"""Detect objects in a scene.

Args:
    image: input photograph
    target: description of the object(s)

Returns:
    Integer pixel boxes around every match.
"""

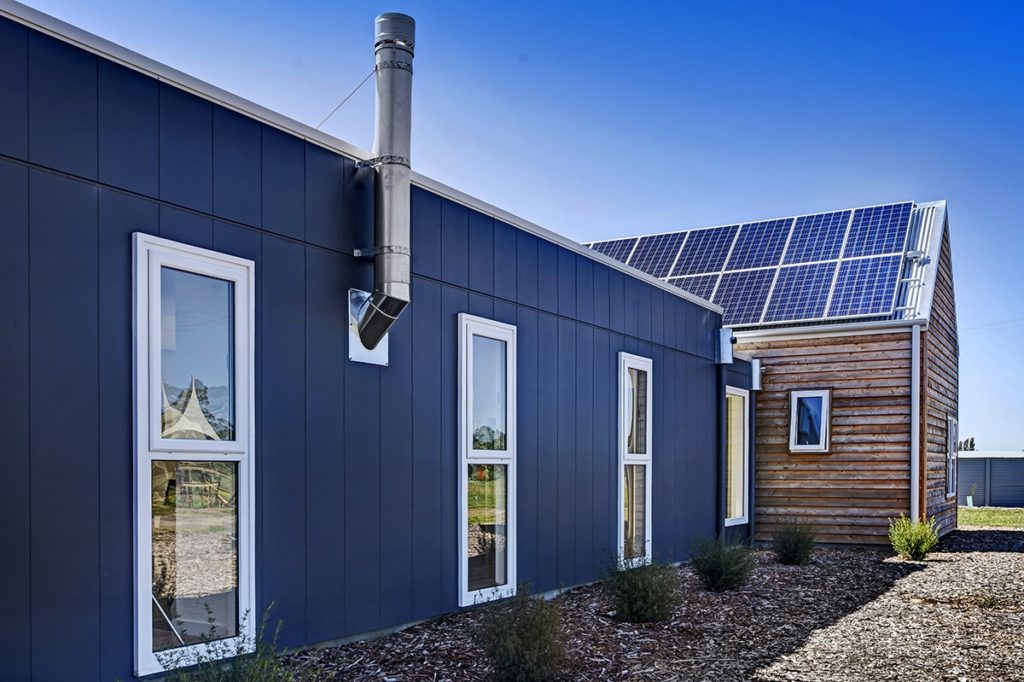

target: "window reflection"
[467,464,508,591]
[626,368,648,454]
[623,464,647,559]
[472,336,507,450]
[161,267,235,441]
[152,461,238,652]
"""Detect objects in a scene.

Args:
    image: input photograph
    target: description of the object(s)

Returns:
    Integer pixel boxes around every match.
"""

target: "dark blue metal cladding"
[629,232,686,278]
[842,202,913,258]
[784,210,851,264]
[827,255,902,318]
[713,269,776,325]
[671,225,739,276]
[725,218,793,271]
[763,262,838,323]
[0,16,725,680]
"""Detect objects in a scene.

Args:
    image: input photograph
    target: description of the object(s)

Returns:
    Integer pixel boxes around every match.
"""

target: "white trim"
[724,387,750,527]
[458,314,517,607]
[946,415,959,499]
[734,318,924,343]
[789,389,831,453]
[133,234,256,676]
[910,324,921,519]
[0,1,723,316]
[617,352,653,566]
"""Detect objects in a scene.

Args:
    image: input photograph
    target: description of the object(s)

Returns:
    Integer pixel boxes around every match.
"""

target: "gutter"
[911,324,921,519]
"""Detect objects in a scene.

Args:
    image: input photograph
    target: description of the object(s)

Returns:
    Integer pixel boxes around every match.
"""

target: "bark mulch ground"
[284,528,1024,681]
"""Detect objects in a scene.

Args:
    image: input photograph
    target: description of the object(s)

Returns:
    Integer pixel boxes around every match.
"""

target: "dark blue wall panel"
[159,84,212,211]
[3,21,725,680]
[410,277,443,619]
[28,32,97,179]
[0,160,30,682]
[213,108,261,226]
[305,144,348,252]
[262,126,305,240]
[0,18,29,160]
[260,235,307,647]
[29,171,99,680]
[468,210,494,295]
[304,247,348,642]
[99,61,158,197]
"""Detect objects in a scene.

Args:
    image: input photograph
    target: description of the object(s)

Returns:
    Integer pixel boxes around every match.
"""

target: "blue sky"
[28,1,1023,449]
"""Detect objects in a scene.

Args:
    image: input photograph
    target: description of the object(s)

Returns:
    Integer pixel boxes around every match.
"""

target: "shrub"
[773,522,817,565]
[474,588,565,682]
[156,605,294,681]
[690,536,756,592]
[889,514,939,560]
[602,557,679,623]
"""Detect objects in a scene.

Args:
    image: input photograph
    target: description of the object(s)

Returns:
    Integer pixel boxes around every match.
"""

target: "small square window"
[789,389,831,453]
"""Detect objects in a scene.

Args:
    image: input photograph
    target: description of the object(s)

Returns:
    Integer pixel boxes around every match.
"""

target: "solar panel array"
[586,201,914,327]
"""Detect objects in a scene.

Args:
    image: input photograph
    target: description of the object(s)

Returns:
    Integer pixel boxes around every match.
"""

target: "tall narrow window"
[459,314,517,606]
[789,389,831,453]
[725,387,749,526]
[947,416,959,497]
[134,234,255,676]
[618,353,652,565]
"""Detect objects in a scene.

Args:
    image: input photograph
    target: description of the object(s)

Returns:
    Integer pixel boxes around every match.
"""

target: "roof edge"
[0,0,722,314]
[733,317,925,343]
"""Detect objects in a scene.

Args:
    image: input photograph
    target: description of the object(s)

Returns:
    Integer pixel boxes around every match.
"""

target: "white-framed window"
[947,415,958,498]
[789,389,831,453]
[133,234,256,676]
[725,387,749,526]
[458,314,517,606]
[618,352,653,566]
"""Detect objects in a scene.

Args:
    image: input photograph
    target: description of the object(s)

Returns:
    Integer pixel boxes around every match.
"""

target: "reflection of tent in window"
[162,377,221,440]
[797,398,821,445]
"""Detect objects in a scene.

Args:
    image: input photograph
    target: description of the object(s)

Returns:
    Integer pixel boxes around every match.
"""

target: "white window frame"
[947,415,958,498]
[133,233,256,676]
[458,314,517,607]
[617,352,653,567]
[789,388,831,453]
[724,386,750,527]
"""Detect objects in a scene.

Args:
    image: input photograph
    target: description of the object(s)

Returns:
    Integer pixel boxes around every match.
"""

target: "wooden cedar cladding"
[736,333,914,545]
[922,226,959,535]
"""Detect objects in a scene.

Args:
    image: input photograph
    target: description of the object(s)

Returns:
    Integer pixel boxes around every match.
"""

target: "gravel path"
[285,529,1024,681]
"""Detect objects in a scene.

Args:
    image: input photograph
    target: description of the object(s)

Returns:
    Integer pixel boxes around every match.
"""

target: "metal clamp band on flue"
[354,12,415,353]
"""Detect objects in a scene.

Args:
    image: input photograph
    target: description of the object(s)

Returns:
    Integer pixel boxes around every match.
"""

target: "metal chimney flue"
[355,12,415,352]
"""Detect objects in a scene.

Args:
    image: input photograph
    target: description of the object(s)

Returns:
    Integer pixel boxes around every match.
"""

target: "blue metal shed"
[958,452,1024,508]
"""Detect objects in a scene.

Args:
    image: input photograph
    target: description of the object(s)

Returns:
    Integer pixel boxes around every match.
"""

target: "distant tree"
[957,437,975,452]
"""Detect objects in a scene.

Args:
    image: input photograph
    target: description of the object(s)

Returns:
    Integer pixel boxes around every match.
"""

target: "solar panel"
[842,202,913,258]
[784,210,851,264]
[725,218,793,271]
[629,232,687,278]
[589,237,637,264]
[763,262,837,323]
[670,225,738,277]
[713,269,776,326]
[827,256,902,318]
[668,274,719,301]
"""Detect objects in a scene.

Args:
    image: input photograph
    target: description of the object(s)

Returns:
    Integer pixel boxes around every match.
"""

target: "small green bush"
[889,514,939,560]
[602,557,679,623]
[474,589,566,682]
[690,537,756,592]
[773,522,816,565]
[156,605,294,681]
